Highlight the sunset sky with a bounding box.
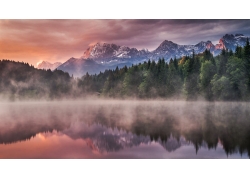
[1,19,250,66]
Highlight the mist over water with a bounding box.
[0,100,249,158]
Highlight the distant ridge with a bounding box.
[37,61,62,70]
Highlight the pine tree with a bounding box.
[218,48,228,76]
[235,45,243,59]
[244,38,250,90]
[173,57,178,70]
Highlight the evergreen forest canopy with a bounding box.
[1,38,250,101]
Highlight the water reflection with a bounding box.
[0,100,249,158]
[63,123,151,153]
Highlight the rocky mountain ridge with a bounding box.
[44,34,249,76]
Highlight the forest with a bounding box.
[1,38,250,101]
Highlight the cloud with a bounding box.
[0,19,250,65]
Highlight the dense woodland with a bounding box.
[0,60,73,100]
[1,38,250,101]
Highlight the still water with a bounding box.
[0,100,249,159]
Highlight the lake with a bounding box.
[0,100,249,159]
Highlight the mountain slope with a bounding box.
[57,58,104,77]
[57,57,134,77]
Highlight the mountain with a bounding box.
[215,34,248,52]
[57,57,104,77]
[151,40,217,60]
[57,57,134,77]
[80,34,249,63]
[81,42,150,63]
[151,36,248,59]
[37,61,62,70]
[56,34,249,77]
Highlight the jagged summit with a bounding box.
[81,42,149,62]
[156,40,178,50]
[216,33,248,51]
[82,42,120,59]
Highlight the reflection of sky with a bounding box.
[0,125,248,159]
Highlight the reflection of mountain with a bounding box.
[159,136,190,152]
[63,123,151,153]
[63,122,209,153]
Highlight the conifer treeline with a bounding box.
[78,39,250,101]
[1,38,250,101]
[0,60,72,100]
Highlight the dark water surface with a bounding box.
[0,100,249,158]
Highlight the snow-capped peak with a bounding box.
[37,61,62,70]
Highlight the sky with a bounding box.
[1,19,250,66]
